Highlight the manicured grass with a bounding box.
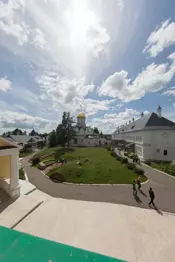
[151,162,175,177]
[47,147,147,184]
[19,151,33,158]
[34,146,61,157]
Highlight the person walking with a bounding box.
[137,176,141,190]
[132,180,137,196]
[149,187,155,206]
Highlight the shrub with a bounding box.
[116,155,122,161]
[32,156,40,166]
[50,172,66,183]
[134,167,145,175]
[128,152,137,159]
[106,145,111,151]
[19,168,25,180]
[126,162,136,170]
[145,160,151,165]
[124,152,128,157]
[110,151,116,157]
[168,165,175,176]
[121,157,128,164]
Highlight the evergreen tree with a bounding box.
[13,128,23,135]
[93,127,99,134]
[55,112,76,147]
[29,129,38,136]
[49,130,57,147]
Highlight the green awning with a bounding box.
[0,226,126,262]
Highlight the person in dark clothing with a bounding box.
[132,180,137,196]
[149,187,155,206]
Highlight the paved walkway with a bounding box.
[15,197,175,262]
[22,153,175,214]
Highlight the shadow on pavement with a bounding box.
[153,204,163,215]
[139,189,147,197]
[134,193,142,204]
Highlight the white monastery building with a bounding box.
[71,112,111,147]
[112,106,175,161]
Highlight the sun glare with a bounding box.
[65,1,97,44]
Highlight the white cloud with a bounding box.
[173,103,175,107]
[73,98,116,117]
[88,108,141,133]
[143,19,175,57]
[143,20,175,57]
[0,78,12,92]
[0,110,56,133]
[0,0,47,48]
[169,51,175,61]
[162,87,175,96]
[13,104,28,112]
[98,54,175,102]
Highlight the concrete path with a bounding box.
[15,197,175,262]
[22,154,175,214]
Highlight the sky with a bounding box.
[0,0,175,134]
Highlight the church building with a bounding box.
[71,112,110,147]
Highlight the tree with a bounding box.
[49,130,57,147]
[55,112,76,147]
[93,127,99,134]
[13,128,23,135]
[29,129,38,136]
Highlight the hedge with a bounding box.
[126,162,136,170]
[134,167,145,175]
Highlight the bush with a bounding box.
[110,151,116,157]
[126,162,136,170]
[32,157,40,166]
[145,160,151,165]
[128,152,137,159]
[50,172,66,183]
[121,157,128,164]
[106,145,111,151]
[116,155,122,161]
[124,152,128,157]
[19,168,25,180]
[168,165,175,176]
[134,167,145,175]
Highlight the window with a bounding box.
[164,150,168,156]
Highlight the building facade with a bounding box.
[112,107,175,161]
[71,112,111,147]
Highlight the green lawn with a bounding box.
[47,147,147,184]
[34,146,61,157]
[19,151,33,158]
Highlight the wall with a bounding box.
[0,155,11,178]
[113,129,175,161]
[142,130,175,161]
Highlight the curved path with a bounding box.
[22,154,175,214]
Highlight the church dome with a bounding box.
[77,112,86,119]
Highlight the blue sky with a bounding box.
[0,0,174,134]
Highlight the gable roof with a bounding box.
[0,136,18,149]
[114,112,175,134]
